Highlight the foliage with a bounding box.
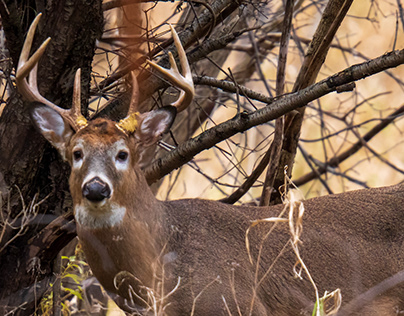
[38,254,88,315]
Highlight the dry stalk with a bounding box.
[0,188,45,254]
[246,169,341,316]
[113,257,181,316]
[317,289,342,315]
[222,295,232,316]
[228,268,243,316]
[286,173,341,316]
[190,276,221,316]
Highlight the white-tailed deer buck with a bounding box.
[17,14,404,316]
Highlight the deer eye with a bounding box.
[73,150,83,161]
[117,151,128,162]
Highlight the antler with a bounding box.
[147,25,195,113]
[117,71,140,134]
[16,13,87,131]
[117,25,193,134]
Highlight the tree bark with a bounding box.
[0,1,103,314]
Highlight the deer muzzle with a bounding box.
[82,177,111,202]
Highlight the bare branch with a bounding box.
[294,103,404,187]
[271,0,355,203]
[260,0,294,206]
[145,49,404,184]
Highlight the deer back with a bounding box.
[155,186,404,315]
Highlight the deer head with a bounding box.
[17,14,193,229]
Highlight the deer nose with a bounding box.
[82,177,111,202]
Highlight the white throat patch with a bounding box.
[75,202,126,229]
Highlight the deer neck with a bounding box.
[75,174,168,298]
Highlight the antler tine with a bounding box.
[16,13,86,131]
[71,68,88,129]
[127,71,139,116]
[147,25,194,113]
[116,71,140,134]
[16,13,52,106]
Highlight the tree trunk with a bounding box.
[0,1,103,314]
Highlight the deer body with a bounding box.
[18,14,404,315]
[75,174,404,315]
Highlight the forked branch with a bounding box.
[144,49,404,184]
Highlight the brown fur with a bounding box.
[76,154,404,315]
[33,113,404,315]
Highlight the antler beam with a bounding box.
[117,25,194,134]
[147,25,194,113]
[16,13,87,131]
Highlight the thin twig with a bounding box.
[294,103,404,187]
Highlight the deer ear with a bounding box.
[135,106,176,146]
[30,105,74,161]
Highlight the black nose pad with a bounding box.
[82,177,111,202]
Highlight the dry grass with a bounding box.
[245,172,341,316]
[0,188,44,254]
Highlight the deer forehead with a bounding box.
[69,120,135,179]
[72,118,129,146]
[71,119,131,153]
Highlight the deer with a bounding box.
[16,13,404,316]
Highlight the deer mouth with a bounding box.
[82,177,111,203]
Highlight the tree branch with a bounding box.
[145,49,404,184]
[259,0,294,206]
[193,75,274,104]
[94,0,239,94]
[271,0,354,204]
[294,103,404,187]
